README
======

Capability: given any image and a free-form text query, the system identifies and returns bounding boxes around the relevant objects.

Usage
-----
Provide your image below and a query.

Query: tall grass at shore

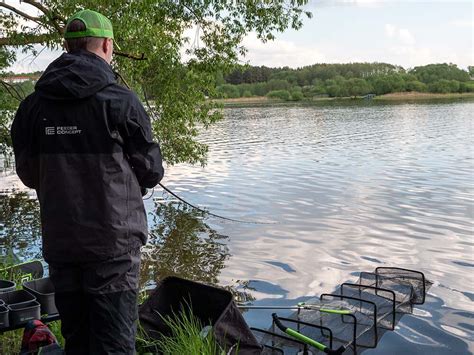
[145,305,227,355]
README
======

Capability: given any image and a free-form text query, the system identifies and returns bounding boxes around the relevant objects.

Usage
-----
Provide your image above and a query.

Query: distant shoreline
[214,92,474,107]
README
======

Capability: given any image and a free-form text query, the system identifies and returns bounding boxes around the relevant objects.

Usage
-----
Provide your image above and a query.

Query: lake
[1,100,473,354]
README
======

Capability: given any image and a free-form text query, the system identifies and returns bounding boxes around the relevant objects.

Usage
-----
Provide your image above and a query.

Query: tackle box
[0,280,16,294]
[8,301,41,327]
[23,277,58,315]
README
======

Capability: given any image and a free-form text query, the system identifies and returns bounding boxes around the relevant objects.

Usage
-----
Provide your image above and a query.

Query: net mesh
[251,267,431,354]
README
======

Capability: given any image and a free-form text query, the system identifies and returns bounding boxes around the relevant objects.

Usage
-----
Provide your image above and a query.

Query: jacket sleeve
[10,100,39,189]
[121,97,164,188]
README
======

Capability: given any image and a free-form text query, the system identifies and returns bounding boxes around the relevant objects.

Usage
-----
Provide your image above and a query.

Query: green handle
[320,308,351,315]
[285,327,326,351]
[298,302,352,315]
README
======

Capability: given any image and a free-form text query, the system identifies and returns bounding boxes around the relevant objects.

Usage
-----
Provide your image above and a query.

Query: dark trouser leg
[49,249,141,355]
[53,291,89,355]
[50,264,89,355]
[84,248,141,355]
[88,289,138,355]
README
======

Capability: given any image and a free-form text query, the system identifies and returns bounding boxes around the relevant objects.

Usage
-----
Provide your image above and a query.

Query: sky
[5,0,474,73]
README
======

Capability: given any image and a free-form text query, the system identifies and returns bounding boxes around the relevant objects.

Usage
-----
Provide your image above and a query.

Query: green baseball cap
[64,9,114,40]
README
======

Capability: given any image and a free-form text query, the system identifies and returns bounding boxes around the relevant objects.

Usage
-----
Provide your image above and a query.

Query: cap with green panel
[64,9,114,40]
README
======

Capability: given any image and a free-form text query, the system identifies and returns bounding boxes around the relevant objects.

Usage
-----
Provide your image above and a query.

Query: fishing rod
[114,70,276,225]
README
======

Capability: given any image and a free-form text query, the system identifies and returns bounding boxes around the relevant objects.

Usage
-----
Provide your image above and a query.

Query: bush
[216,84,240,98]
[267,90,291,100]
[406,80,427,92]
[459,81,474,93]
[266,79,290,91]
[290,90,304,101]
[242,90,252,97]
[428,79,461,93]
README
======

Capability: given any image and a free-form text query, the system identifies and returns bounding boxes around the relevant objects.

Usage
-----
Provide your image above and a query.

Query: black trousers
[49,249,141,355]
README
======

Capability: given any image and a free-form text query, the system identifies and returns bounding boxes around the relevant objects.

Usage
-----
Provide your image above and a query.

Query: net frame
[249,267,431,355]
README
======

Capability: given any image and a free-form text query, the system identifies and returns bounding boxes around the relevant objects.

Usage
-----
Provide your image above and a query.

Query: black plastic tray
[0,280,16,294]
[0,305,9,328]
[0,289,36,307]
[23,277,58,315]
[8,300,41,327]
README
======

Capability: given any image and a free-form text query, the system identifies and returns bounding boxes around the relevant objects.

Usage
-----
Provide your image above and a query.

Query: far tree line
[215,63,474,100]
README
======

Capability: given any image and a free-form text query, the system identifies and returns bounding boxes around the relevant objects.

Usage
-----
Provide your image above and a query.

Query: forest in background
[215,63,474,101]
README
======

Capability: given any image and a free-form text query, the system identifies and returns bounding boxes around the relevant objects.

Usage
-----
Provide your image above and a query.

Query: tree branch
[114,51,147,60]
[21,0,52,17]
[22,0,65,35]
[0,80,24,102]
[0,2,42,25]
[0,33,59,46]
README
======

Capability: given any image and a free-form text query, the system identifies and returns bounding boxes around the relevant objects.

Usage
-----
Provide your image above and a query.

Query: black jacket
[11,50,164,263]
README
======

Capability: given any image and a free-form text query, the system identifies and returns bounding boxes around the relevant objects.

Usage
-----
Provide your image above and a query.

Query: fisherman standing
[11,9,164,354]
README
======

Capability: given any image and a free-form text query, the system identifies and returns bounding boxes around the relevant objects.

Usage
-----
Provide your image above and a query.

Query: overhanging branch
[0,2,42,25]
[0,34,59,46]
[114,51,147,60]
[22,0,65,35]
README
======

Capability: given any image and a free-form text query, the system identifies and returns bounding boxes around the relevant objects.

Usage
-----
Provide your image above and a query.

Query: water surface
[1,100,473,354]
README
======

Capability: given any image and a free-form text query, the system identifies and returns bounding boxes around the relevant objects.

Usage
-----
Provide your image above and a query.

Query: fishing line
[158,183,276,225]
[114,70,276,225]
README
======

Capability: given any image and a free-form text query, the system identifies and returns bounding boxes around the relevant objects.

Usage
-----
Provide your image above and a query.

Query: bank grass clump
[150,305,225,355]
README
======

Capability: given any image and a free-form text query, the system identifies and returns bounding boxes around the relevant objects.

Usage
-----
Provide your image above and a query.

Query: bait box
[23,277,58,315]
[0,280,16,294]
[0,305,8,328]
[8,300,41,327]
[0,289,36,307]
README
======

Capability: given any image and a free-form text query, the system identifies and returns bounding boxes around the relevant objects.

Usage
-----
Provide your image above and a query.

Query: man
[11,9,164,354]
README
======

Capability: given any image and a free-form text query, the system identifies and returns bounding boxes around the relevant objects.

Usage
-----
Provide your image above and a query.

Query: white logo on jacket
[44,126,82,136]
[45,127,55,135]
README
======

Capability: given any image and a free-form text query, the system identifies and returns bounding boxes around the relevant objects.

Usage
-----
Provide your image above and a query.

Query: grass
[148,305,226,355]
[212,91,474,107]
[374,91,474,101]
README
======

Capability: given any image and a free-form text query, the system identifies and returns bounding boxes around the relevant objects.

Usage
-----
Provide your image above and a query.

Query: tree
[345,78,372,97]
[468,66,474,78]
[267,89,290,100]
[428,79,461,93]
[410,63,470,84]
[0,0,311,165]
[405,80,427,92]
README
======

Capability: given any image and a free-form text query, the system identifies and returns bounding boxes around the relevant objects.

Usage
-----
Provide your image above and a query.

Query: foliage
[409,63,470,84]
[0,80,35,157]
[0,0,311,166]
[154,305,224,355]
[428,79,461,94]
[215,62,473,99]
[267,89,290,100]
[405,80,427,92]
[468,66,474,77]
[289,88,304,101]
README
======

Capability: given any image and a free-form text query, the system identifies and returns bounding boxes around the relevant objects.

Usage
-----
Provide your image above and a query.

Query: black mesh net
[250,267,431,355]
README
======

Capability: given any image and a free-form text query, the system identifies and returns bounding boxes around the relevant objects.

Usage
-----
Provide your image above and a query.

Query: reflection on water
[142,201,230,285]
[0,101,473,353]
[141,200,255,302]
[0,192,42,262]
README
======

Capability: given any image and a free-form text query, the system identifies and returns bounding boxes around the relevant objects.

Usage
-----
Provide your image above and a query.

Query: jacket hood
[35,50,116,100]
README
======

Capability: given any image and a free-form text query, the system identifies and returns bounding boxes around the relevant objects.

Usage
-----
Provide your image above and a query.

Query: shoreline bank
[213,92,474,107]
